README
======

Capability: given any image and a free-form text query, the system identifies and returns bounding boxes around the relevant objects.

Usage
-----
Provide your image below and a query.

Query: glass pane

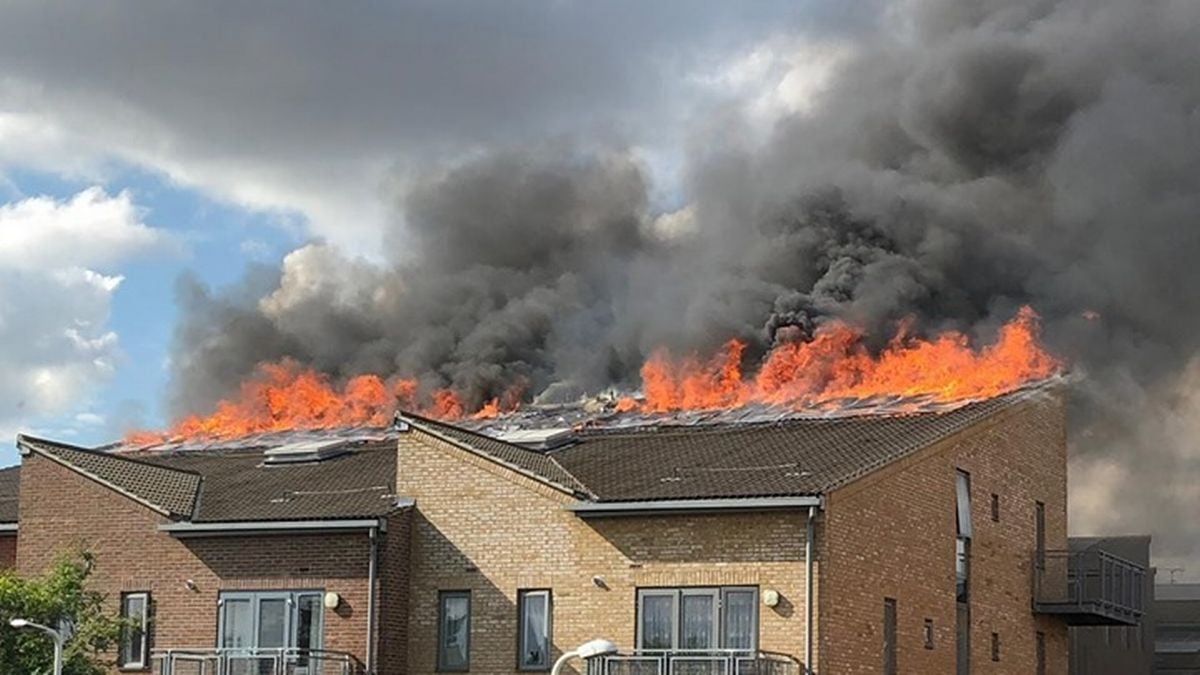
[258,598,288,649]
[956,472,972,538]
[641,594,674,649]
[680,593,715,649]
[296,594,322,666]
[121,595,146,665]
[221,598,254,649]
[441,594,470,669]
[520,592,549,668]
[722,590,755,650]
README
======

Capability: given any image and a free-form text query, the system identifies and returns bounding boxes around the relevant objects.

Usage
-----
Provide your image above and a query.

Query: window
[924,619,935,649]
[438,591,471,671]
[119,592,149,670]
[990,493,1000,522]
[518,590,551,670]
[636,587,758,652]
[883,598,897,675]
[956,471,972,605]
[990,632,1000,662]
[217,590,323,670]
[1036,631,1046,675]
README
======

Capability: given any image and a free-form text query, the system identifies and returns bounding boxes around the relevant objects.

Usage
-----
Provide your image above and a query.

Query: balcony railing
[1033,549,1145,625]
[151,648,355,675]
[585,649,802,675]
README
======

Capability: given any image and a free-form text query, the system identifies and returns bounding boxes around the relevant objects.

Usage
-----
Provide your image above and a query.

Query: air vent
[494,428,575,451]
[263,439,352,465]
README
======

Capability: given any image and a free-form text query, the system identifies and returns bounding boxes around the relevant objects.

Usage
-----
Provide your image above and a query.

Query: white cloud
[0,187,163,433]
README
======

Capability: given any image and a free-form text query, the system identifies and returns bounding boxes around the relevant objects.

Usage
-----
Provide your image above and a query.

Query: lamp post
[550,638,619,675]
[9,618,64,675]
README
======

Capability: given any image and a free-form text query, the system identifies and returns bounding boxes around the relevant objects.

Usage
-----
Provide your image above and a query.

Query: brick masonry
[820,393,1069,673]
[16,453,386,674]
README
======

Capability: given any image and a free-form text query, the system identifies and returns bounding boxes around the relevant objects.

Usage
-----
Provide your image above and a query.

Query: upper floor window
[518,590,551,671]
[637,587,758,652]
[438,590,471,671]
[956,471,972,604]
[119,591,149,670]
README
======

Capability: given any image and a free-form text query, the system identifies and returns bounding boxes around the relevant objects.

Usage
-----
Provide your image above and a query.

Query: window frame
[635,586,759,652]
[883,597,897,675]
[118,591,150,671]
[437,590,472,672]
[215,590,324,655]
[516,589,552,671]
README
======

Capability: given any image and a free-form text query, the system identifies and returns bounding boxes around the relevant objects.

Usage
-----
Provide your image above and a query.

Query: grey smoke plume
[172,0,1200,566]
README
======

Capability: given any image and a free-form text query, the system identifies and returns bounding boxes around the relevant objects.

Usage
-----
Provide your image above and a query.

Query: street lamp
[550,638,619,675]
[9,618,64,675]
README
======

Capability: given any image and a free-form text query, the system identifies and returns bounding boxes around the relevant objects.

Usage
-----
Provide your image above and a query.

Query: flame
[639,306,1060,413]
[130,306,1060,445]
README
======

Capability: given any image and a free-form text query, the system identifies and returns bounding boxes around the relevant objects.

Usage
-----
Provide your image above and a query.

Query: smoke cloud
[171,0,1200,567]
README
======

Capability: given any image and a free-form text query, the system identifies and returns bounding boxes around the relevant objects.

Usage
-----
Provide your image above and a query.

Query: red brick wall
[0,533,16,569]
[376,508,412,675]
[16,454,381,673]
[820,394,1069,674]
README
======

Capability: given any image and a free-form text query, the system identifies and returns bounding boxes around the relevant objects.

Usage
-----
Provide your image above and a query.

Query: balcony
[1033,549,1145,625]
[585,649,802,675]
[151,648,355,675]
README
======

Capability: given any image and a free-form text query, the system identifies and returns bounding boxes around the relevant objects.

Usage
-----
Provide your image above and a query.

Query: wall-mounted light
[184,579,198,592]
[323,592,341,609]
[762,589,780,608]
[592,575,609,590]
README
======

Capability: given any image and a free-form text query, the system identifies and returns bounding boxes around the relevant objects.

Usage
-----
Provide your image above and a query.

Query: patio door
[218,591,323,675]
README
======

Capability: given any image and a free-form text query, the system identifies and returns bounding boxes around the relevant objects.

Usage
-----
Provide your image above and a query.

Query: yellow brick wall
[396,432,814,674]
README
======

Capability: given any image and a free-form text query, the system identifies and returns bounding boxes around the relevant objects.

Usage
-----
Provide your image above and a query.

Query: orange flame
[639,306,1060,412]
[130,306,1060,445]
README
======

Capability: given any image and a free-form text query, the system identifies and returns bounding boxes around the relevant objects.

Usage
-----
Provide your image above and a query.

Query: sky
[0,1,872,465]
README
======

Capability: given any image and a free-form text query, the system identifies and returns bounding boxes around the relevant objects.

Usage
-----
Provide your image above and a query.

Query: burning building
[5,378,1147,674]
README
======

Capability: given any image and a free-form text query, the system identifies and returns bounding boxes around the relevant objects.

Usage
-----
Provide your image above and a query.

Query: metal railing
[585,650,802,675]
[151,648,355,675]
[1033,548,1145,620]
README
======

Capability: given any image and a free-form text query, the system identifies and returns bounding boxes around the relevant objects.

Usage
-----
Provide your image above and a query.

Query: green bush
[0,552,127,675]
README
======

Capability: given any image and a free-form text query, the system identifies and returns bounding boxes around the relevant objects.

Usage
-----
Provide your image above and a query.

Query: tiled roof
[20,436,201,517]
[403,414,590,495]
[17,435,399,522]
[548,389,1042,502]
[0,465,18,523]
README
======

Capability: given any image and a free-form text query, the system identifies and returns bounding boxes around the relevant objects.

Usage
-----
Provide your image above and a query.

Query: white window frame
[119,591,150,670]
[517,589,552,671]
[636,587,759,652]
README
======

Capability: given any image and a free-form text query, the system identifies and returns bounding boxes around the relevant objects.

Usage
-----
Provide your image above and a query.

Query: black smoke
[171,0,1200,567]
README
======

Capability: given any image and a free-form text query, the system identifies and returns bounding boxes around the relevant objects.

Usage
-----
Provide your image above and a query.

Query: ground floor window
[217,590,323,659]
[518,589,552,670]
[119,591,150,669]
[636,587,759,651]
[438,590,471,671]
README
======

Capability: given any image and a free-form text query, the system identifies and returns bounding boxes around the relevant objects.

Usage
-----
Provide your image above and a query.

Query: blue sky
[0,167,304,465]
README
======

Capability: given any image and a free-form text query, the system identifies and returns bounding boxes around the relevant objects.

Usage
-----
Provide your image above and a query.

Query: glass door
[218,591,322,675]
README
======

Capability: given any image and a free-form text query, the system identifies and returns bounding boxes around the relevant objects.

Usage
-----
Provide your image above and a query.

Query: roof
[17,433,400,522]
[413,383,1056,503]
[0,465,18,524]
[403,414,590,495]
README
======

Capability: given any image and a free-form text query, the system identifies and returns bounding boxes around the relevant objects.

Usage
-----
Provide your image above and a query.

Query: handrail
[151,647,355,675]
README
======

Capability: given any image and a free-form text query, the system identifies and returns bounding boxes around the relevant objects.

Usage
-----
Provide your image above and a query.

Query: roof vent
[494,428,575,451]
[263,439,352,465]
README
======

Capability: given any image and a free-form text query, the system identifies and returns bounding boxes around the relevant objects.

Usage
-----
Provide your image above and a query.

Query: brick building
[1,384,1146,674]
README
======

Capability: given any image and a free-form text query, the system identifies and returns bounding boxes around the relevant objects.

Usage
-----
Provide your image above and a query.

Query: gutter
[805,504,816,674]
[159,518,387,537]
[565,496,821,518]
[366,523,380,675]
[0,523,16,533]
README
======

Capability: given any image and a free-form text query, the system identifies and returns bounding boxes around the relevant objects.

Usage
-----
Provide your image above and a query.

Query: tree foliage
[0,552,126,675]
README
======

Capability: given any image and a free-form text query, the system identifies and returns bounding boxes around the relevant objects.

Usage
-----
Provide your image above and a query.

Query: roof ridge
[18,434,204,478]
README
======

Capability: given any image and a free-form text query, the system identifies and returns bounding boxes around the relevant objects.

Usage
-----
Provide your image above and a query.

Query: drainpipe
[805,505,815,675]
[366,524,380,674]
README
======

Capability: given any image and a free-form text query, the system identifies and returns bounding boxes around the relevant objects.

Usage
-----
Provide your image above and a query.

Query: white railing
[151,648,354,675]
[586,650,802,675]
